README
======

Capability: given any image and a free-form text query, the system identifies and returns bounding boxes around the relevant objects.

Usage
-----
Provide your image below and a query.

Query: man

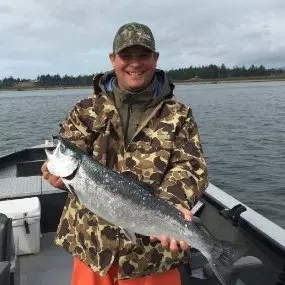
[41,22,208,285]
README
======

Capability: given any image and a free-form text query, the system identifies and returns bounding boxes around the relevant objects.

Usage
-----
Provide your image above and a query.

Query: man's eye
[140,53,151,58]
[119,54,131,59]
[119,53,151,59]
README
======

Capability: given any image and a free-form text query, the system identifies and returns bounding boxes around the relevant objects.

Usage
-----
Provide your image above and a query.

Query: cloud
[1,0,285,78]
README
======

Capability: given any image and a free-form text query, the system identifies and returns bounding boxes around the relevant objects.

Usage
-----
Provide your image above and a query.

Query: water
[0,82,284,229]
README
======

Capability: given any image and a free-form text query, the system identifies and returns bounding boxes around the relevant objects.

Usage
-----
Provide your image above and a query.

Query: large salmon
[46,137,245,285]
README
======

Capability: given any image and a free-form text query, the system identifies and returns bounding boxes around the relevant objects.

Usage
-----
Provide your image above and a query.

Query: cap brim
[115,42,155,54]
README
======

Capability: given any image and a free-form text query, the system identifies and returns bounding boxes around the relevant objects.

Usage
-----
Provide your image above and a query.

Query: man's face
[109,45,159,92]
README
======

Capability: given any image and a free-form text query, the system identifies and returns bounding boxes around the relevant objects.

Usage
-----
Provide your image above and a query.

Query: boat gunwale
[205,183,285,253]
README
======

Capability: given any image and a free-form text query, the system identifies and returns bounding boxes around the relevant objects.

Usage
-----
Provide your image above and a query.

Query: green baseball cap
[113,22,155,54]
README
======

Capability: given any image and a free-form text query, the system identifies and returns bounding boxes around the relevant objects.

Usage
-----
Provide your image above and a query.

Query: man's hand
[150,206,192,252]
[41,161,65,189]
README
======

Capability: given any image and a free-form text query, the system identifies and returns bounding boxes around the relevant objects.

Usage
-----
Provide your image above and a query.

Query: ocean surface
[0,82,284,229]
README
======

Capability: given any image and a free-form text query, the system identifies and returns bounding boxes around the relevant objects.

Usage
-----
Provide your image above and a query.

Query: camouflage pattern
[55,71,208,279]
[113,22,155,53]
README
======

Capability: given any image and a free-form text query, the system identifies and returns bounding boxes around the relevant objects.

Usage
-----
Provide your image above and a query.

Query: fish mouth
[62,163,79,180]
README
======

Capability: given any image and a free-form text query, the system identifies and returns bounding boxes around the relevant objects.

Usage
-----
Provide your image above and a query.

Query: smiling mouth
[127,72,144,76]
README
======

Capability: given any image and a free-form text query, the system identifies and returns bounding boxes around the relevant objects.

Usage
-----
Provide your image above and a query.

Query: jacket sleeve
[157,110,208,210]
[58,98,95,152]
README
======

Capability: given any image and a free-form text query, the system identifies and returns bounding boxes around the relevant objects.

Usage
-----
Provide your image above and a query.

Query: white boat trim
[206,183,285,251]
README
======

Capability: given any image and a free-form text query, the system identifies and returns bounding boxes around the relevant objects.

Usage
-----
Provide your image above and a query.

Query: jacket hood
[92,69,175,104]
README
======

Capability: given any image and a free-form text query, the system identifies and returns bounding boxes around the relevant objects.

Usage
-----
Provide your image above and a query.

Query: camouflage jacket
[55,70,208,279]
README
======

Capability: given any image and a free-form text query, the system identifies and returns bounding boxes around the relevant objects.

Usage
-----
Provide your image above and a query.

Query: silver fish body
[46,137,245,285]
[65,155,211,254]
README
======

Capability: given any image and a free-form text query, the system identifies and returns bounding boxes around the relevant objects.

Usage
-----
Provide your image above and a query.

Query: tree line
[167,64,284,81]
[0,74,94,89]
[0,64,284,89]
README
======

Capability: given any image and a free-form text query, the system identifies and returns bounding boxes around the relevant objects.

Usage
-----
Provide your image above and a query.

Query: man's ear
[109,53,116,68]
[154,52,159,62]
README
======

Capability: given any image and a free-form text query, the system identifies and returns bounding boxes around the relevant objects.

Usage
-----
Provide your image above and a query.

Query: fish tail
[207,240,247,285]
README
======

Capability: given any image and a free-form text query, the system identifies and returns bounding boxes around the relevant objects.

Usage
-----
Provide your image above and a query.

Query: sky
[1,0,285,79]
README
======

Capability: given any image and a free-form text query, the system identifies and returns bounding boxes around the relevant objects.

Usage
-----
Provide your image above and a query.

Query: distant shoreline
[1,77,285,91]
[174,77,285,85]
[0,85,92,92]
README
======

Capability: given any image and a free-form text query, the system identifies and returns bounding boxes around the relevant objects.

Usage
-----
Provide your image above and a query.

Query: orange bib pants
[71,257,181,285]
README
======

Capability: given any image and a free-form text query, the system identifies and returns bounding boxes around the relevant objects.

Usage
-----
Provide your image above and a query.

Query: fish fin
[208,240,248,285]
[120,228,137,244]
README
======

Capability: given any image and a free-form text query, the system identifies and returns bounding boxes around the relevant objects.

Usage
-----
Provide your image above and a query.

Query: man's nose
[129,55,141,66]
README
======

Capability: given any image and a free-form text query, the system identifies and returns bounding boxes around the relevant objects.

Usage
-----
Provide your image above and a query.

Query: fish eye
[60,144,66,153]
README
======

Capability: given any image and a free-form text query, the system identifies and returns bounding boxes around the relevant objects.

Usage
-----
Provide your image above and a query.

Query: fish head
[45,137,82,178]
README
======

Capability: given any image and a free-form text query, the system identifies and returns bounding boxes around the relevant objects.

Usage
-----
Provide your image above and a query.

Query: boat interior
[0,143,284,285]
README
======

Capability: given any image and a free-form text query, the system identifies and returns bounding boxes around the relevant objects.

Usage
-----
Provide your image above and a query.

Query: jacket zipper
[124,95,132,145]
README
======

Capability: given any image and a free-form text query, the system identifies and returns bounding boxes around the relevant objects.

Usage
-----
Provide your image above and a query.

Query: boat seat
[0,213,13,262]
[0,213,18,285]
[0,261,10,285]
